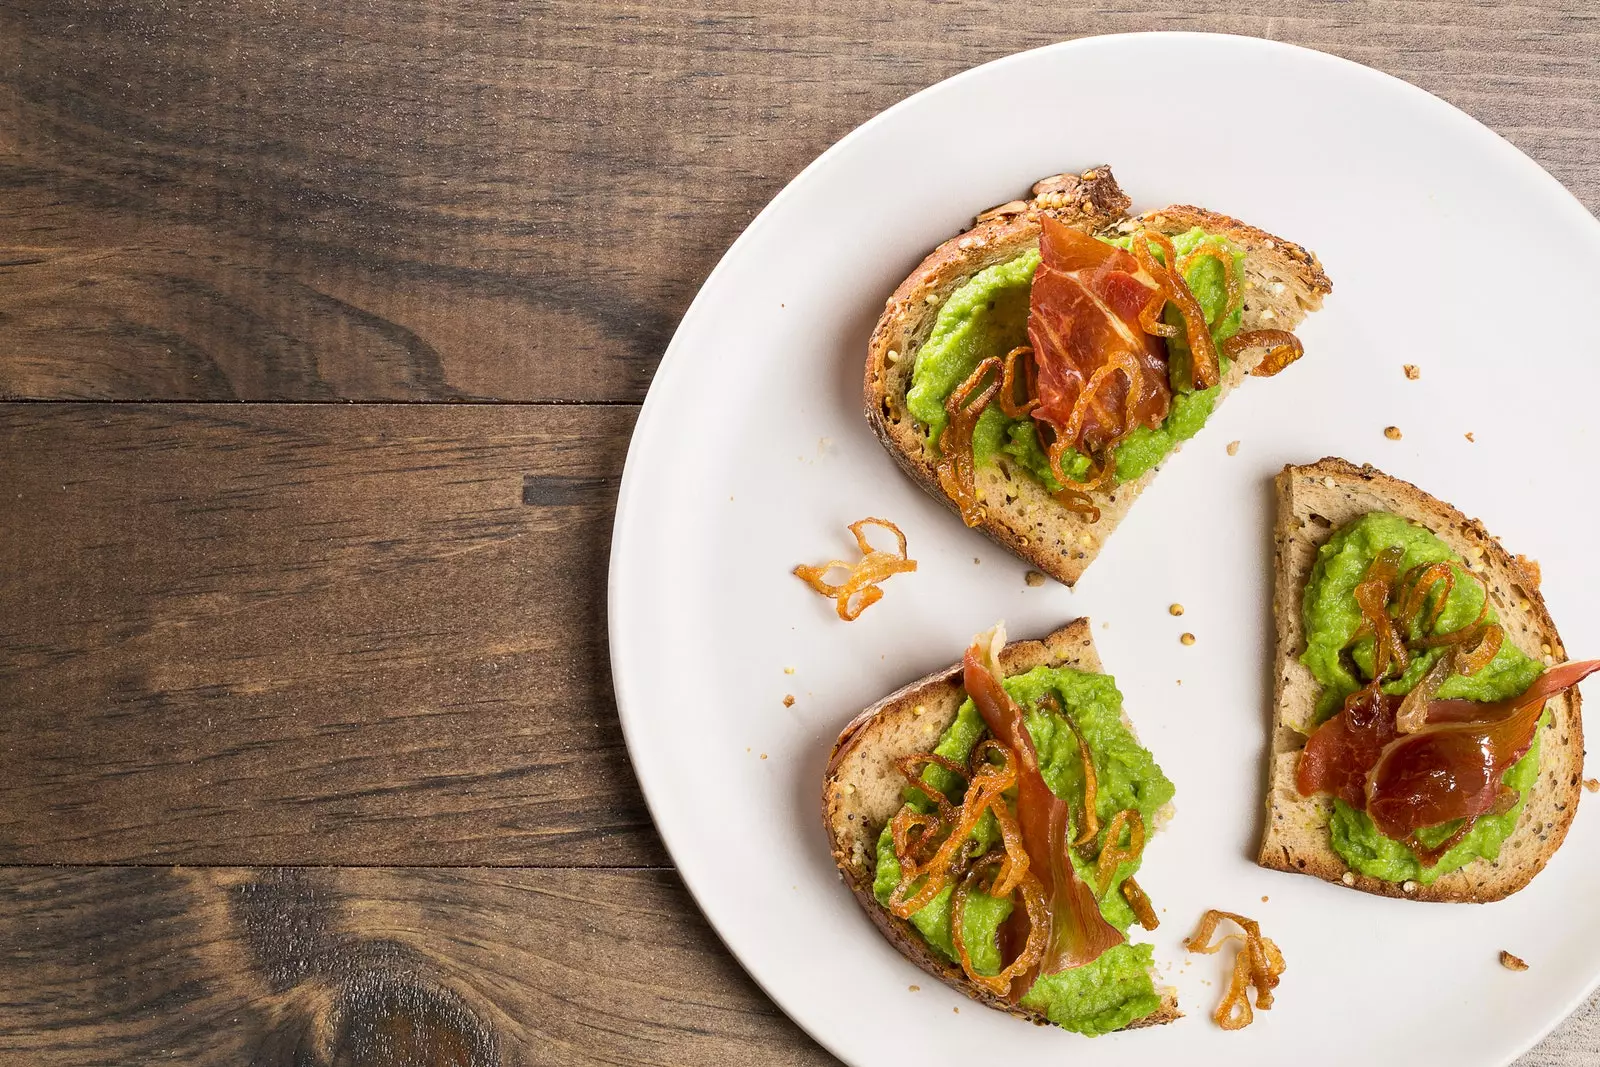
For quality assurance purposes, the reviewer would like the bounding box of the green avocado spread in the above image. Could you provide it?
[904,228,1244,491]
[871,666,1174,1036]
[1301,512,1546,884]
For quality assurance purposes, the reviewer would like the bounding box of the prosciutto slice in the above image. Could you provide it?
[1026,216,1170,454]
[962,627,1122,995]
[1298,661,1600,841]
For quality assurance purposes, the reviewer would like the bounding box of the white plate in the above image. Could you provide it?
[609,32,1600,1067]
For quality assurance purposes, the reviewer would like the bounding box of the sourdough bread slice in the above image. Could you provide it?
[864,166,1332,586]
[1259,458,1582,902]
[822,619,1179,1029]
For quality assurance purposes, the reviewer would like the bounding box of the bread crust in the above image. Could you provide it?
[821,620,1179,1030]
[863,166,1332,586]
[1258,458,1583,903]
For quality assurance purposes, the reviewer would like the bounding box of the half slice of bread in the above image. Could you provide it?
[1259,458,1582,902]
[822,619,1178,1029]
[864,166,1332,586]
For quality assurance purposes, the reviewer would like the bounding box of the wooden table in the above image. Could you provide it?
[2,3,1596,1063]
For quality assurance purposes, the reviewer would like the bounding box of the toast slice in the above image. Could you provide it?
[822,619,1178,1029]
[864,166,1332,586]
[1259,458,1582,902]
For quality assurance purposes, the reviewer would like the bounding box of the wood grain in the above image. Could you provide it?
[0,403,662,866]
[0,865,834,1066]
[1,1,1595,402]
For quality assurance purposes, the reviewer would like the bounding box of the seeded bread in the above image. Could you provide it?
[1259,458,1583,903]
[821,619,1179,1029]
[864,166,1332,586]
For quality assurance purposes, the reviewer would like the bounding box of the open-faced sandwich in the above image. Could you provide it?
[865,166,1331,585]
[1261,459,1598,901]
[822,620,1177,1034]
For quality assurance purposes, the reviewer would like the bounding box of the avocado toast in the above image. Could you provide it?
[1261,458,1597,902]
[823,620,1178,1034]
[865,166,1331,586]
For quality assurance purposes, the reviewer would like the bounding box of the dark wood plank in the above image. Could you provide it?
[0,403,661,866]
[1,1,1594,402]
[0,865,835,1066]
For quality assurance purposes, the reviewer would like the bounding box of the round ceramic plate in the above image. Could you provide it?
[610,33,1600,1067]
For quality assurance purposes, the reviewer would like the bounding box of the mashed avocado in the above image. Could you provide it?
[1301,512,1546,884]
[905,228,1243,491]
[871,666,1174,1035]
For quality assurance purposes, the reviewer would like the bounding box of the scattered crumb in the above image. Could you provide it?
[1402,880,1418,893]
[1500,951,1529,972]
[1341,871,1355,886]
[1261,895,1269,903]
[1176,679,1182,686]
[1101,621,1110,629]
[973,557,980,565]
[1025,570,1046,587]
[909,985,920,992]
[783,695,795,707]
[1384,426,1402,441]
[760,753,768,760]
[783,666,795,675]
[1180,633,1196,646]
[1169,603,1185,617]
[953,1007,960,1014]
[1404,364,1420,380]
[746,747,751,752]
[1465,432,1475,443]
[1585,779,1599,793]
[1226,440,1240,456]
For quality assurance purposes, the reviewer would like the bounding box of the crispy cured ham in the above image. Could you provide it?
[1027,217,1171,461]
[1299,661,1600,862]
[962,627,1123,995]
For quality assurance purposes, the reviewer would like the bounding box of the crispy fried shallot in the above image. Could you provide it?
[1093,809,1145,894]
[1226,329,1305,378]
[1177,242,1243,327]
[1036,692,1099,847]
[953,855,1051,997]
[998,345,1040,420]
[888,733,1047,996]
[1130,230,1219,390]
[1121,876,1159,931]
[888,739,1022,918]
[936,358,1003,526]
[793,517,916,620]
[1187,910,1285,1030]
